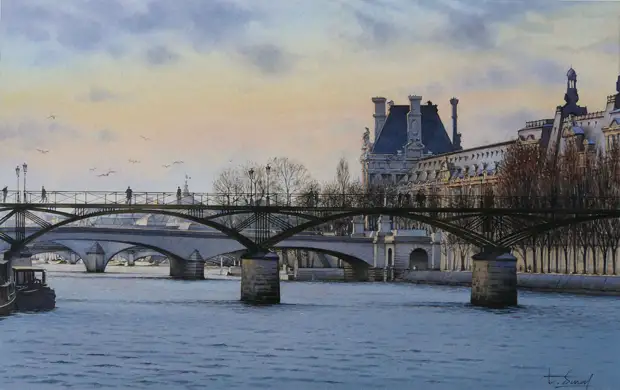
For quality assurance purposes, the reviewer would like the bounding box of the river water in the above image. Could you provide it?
[0,267,618,390]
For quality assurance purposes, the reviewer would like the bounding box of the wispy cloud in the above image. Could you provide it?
[77,87,120,103]
[144,45,179,66]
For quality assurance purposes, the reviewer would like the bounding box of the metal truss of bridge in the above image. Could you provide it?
[0,189,618,255]
[3,189,618,307]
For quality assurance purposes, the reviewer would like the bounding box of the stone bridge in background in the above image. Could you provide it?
[0,226,438,280]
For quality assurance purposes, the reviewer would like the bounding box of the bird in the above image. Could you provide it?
[47,115,56,120]
[89,167,97,172]
[128,159,140,164]
[172,160,184,165]
[97,172,110,177]
[107,169,117,174]
[36,148,50,154]
[162,164,171,168]
[140,135,150,141]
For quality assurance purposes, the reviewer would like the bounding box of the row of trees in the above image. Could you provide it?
[442,140,620,275]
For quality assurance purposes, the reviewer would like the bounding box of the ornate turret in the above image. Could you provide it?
[564,67,579,106]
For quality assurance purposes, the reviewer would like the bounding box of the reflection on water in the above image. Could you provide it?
[0,270,618,389]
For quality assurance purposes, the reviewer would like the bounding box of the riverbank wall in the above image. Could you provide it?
[402,271,620,295]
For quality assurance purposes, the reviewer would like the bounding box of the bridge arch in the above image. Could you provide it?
[262,210,495,248]
[500,214,620,247]
[16,208,258,251]
[409,248,429,270]
[33,238,182,273]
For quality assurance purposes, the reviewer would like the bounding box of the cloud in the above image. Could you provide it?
[345,0,575,52]
[237,44,297,75]
[96,129,117,143]
[3,0,260,55]
[0,119,81,150]
[77,87,120,103]
[426,0,571,51]
[456,58,567,91]
[144,45,180,66]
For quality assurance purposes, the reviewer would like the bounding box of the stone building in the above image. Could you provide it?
[402,68,620,196]
[360,95,462,187]
[359,68,620,272]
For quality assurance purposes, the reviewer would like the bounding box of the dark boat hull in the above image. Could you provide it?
[0,297,15,316]
[0,282,16,316]
[15,286,56,312]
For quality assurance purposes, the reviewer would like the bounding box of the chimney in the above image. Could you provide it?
[371,97,387,141]
[450,97,462,150]
[407,95,422,143]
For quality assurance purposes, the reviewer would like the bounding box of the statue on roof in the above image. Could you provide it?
[362,127,372,150]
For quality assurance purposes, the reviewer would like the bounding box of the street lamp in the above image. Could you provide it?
[265,164,271,205]
[15,166,20,203]
[248,168,255,204]
[22,163,27,203]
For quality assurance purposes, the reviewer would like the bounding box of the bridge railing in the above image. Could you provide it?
[1,190,620,210]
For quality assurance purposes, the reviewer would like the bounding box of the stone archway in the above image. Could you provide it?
[409,248,429,270]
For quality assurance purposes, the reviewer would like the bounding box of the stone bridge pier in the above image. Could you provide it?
[169,250,205,280]
[471,248,518,308]
[240,251,280,304]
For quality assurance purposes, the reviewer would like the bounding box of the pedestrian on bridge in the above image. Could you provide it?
[41,186,47,203]
[2,186,7,203]
[176,186,182,204]
[126,186,133,204]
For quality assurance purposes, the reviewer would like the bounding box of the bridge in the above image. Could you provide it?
[0,226,434,280]
[2,189,619,307]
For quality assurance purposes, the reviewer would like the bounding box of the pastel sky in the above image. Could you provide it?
[0,0,619,193]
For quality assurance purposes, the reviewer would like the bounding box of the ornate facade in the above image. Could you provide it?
[361,68,620,196]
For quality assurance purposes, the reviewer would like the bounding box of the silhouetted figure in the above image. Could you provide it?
[2,186,7,203]
[40,186,47,203]
[415,190,426,208]
[176,186,182,204]
[126,186,133,204]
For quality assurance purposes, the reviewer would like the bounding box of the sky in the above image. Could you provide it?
[0,0,619,193]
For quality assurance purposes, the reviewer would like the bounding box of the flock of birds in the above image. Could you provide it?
[36,114,187,178]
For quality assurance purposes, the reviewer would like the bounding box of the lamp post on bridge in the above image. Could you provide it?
[15,165,20,203]
[22,163,28,203]
[265,164,271,206]
[248,168,255,205]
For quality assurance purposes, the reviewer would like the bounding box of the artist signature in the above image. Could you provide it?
[544,369,594,389]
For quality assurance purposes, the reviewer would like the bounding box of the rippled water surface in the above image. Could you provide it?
[1,269,619,389]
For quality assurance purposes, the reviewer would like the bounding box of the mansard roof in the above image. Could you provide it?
[371,103,455,155]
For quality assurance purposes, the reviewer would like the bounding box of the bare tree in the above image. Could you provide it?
[268,157,312,205]
[335,157,351,200]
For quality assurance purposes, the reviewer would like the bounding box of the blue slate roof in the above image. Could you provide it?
[612,118,620,126]
[572,126,584,134]
[371,102,455,155]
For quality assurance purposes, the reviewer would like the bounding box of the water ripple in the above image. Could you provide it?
[0,274,618,389]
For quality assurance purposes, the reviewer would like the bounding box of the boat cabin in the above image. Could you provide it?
[13,266,47,288]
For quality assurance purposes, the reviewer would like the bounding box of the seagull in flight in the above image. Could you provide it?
[36,148,50,154]
[140,135,150,141]
[162,164,171,168]
[97,172,111,177]
[172,160,184,165]
[128,159,140,164]
[89,167,97,172]
[47,114,56,120]
[107,169,117,174]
